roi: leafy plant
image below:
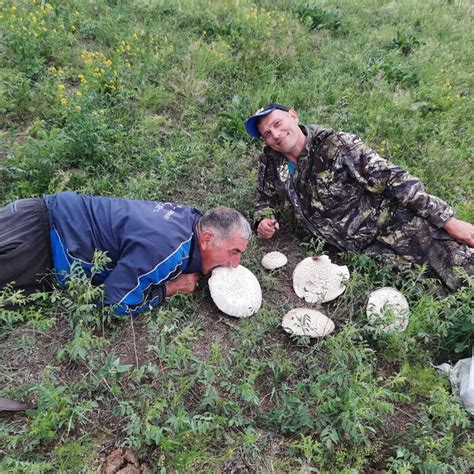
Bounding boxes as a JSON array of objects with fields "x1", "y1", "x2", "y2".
[
  {"x1": 389, "y1": 30, "x2": 421, "y2": 56},
  {"x1": 293, "y1": 3, "x2": 342, "y2": 32}
]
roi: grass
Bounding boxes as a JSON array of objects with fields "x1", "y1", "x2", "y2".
[{"x1": 1, "y1": 0, "x2": 473, "y2": 471}]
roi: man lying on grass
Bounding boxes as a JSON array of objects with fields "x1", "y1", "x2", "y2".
[
  {"x1": 245, "y1": 103, "x2": 473, "y2": 291},
  {"x1": 0, "y1": 192, "x2": 251, "y2": 316}
]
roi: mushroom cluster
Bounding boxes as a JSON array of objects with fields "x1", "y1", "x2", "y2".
[{"x1": 208, "y1": 248, "x2": 409, "y2": 341}]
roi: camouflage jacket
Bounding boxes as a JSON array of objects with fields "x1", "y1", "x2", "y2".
[{"x1": 255, "y1": 125, "x2": 454, "y2": 251}]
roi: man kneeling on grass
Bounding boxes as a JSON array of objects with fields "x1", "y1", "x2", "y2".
[
  {"x1": 0, "y1": 192, "x2": 251, "y2": 316},
  {"x1": 245, "y1": 103, "x2": 474, "y2": 291}
]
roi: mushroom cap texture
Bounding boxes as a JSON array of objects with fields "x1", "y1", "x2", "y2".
[
  {"x1": 282, "y1": 308, "x2": 335, "y2": 338},
  {"x1": 366, "y1": 287, "x2": 410, "y2": 332},
  {"x1": 292, "y1": 255, "x2": 350, "y2": 303},
  {"x1": 209, "y1": 265, "x2": 262, "y2": 318},
  {"x1": 261, "y1": 251, "x2": 288, "y2": 270}
]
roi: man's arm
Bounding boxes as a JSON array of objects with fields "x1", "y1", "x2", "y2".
[
  {"x1": 103, "y1": 239, "x2": 195, "y2": 316},
  {"x1": 443, "y1": 218, "x2": 474, "y2": 247},
  {"x1": 254, "y1": 152, "x2": 283, "y2": 238},
  {"x1": 165, "y1": 273, "x2": 200, "y2": 296},
  {"x1": 340, "y1": 134, "x2": 455, "y2": 229}
]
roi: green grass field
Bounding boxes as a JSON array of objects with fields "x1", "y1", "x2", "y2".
[{"x1": 1, "y1": 0, "x2": 473, "y2": 471}]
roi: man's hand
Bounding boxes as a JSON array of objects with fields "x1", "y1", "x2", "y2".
[
  {"x1": 165, "y1": 273, "x2": 201, "y2": 297},
  {"x1": 443, "y1": 218, "x2": 474, "y2": 247},
  {"x1": 257, "y1": 218, "x2": 280, "y2": 239}
]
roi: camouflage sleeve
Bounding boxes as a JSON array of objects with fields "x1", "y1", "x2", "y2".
[
  {"x1": 339, "y1": 133, "x2": 454, "y2": 228},
  {"x1": 254, "y1": 152, "x2": 281, "y2": 226}
]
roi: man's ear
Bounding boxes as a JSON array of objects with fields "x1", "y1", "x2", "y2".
[
  {"x1": 198, "y1": 230, "x2": 214, "y2": 251},
  {"x1": 289, "y1": 109, "x2": 299, "y2": 122}
]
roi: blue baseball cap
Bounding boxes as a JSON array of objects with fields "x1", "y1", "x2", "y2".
[{"x1": 245, "y1": 103, "x2": 290, "y2": 138}]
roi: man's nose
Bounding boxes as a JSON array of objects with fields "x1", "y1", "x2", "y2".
[{"x1": 230, "y1": 255, "x2": 241, "y2": 268}]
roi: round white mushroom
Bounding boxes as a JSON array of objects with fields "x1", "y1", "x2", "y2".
[
  {"x1": 261, "y1": 251, "x2": 288, "y2": 270},
  {"x1": 208, "y1": 265, "x2": 262, "y2": 318},
  {"x1": 366, "y1": 287, "x2": 410, "y2": 332},
  {"x1": 292, "y1": 255, "x2": 350, "y2": 303},
  {"x1": 282, "y1": 308, "x2": 335, "y2": 338}
]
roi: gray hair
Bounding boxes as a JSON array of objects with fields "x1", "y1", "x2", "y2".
[{"x1": 200, "y1": 207, "x2": 252, "y2": 241}]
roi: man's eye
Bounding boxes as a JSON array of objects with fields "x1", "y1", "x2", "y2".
[{"x1": 275, "y1": 120, "x2": 281, "y2": 128}]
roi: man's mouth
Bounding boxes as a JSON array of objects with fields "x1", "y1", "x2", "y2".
[{"x1": 277, "y1": 132, "x2": 288, "y2": 146}]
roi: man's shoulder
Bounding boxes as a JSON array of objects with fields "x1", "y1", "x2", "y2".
[
  {"x1": 304, "y1": 124, "x2": 340, "y2": 157},
  {"x1": 306, "y1": 124, "x2": 336, "y2": 144},
  {"x1": 308, "y1": 127, "x2": 368, "y2": 156}
]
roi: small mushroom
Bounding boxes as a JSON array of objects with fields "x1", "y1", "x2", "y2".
[
  {"x1": 293, "y1": 255, "x2": 350, "y2": 303},
  {"x1": 282, "y1": 308, "x2": 335, "y2": 338},
  {"x1": 366, "y1": 287, "x2": 410, "y2": 332},
  {"x1": 209, "y1": 265, "x2": 262, "y2": 318},
  {"x1": 261, "y1": 251, "x2": 288, "y2": 270}
]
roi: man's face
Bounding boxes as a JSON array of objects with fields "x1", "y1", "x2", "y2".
[
  {"x1": 200, "y1": 230, "x2": 248, "y2": 275},
  {"x1": 257, "y1": 109, "x2": 301, "y2": 154}
]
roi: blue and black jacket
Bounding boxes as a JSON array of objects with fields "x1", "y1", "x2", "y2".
[{"x1": 44, "y1": 192, "x2": 202, "y2": 316}]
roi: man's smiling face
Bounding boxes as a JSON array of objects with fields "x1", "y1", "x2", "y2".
[{"x1": 257, "y1": 109, "x2": 302, "y2": 156}]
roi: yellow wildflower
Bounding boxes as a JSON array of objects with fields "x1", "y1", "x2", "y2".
[
  {"x1": 74, "y1": 105, "x2": 81, "y2": 111},
  {"x1": 57, "y1": 83, "x2": 66, "y2": 91},
  {"x1": 78, "y1": 74, "x2": 87, "y2": 84},
  {"x1": 60, "y1": 97, "x2": 69, "y2": 106},
  {"x1": 75, "y1": 90, "x2": 82, "y2": 97}
]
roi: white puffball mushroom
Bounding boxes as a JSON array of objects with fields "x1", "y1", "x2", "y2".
[
  {"x1": 208, "y1": 265, "x2": 262, "y2": 318},
  {"x1": 282, "y1": 308, "x2": 335, "y2": 338},
  {"x1": 366, "y1": 287, "x2": 410, "y2": 332},
  {"x1": 293, "y1": 255, "x2": 350, "y2": 303},
  {"x1": 261, "y1": 251, "x2": 288, "y2": 270}
]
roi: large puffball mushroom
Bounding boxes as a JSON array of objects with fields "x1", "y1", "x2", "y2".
[
  {"x1": 292, "y1": 255, "x2": 350, "y2": 303},
  {"x1": 261, "y1": 251, "x2": 288, "y2": 270},
  {"x1": 282, "y1": 308, "x2": 335, "y2": 338},
  {"x1": 209, "y1": 265, "x2": 262, "y2": 318},
  {"x1": 366, "y1": 287, "x2": 410, "y2": 332}
]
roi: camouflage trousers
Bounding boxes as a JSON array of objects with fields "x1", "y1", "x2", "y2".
[{"x1": 363, "y1": 215, "x2": 473, "y2": 292}]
